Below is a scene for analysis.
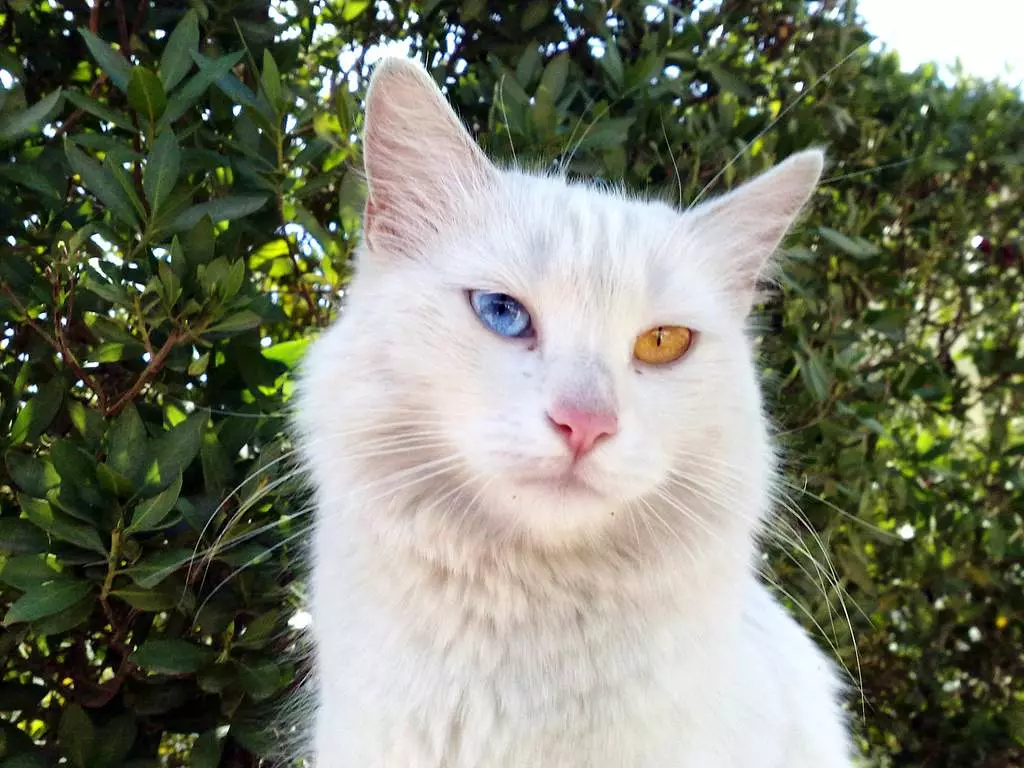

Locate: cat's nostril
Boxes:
[548,417,574,441]
[547,404,619,458]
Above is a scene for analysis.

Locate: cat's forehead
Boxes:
[454,172,724,328]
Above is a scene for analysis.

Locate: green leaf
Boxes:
[515,45,543,86]
[0,555,61,590]
[92,714,136,768]
[188,352,211,376]
[0,89,63,144]
[169,234,188,278]
[144,411,205,492]
[64,90,136,132]
[224,258,245,300]
[191,51,258,109]
[65,142,139,226]
[261,49,282,108]
[572,116,636,152]
[20,495,106,554]
[237,658,283,700]
[159,51,245,127]
[67,399,104,448]
[82,271,132,305]
[703,61,755,100]
[520,0,547,29]
[95,463,136,497]
[9,378,64,445]
[85,341,145,365]
[78,28,132,92]
[0,751,51,768]
[3,579,91,624]
[131,638,216,674]
[58,704,95,768]
[184,214,216,265]
[102,155,147,220]
[538,53,569,101]
[262,337,311,368]
[340,0,370,20]
[143,128,181,212]
[200,430,232,497]
[0,721,36,759]
[159,10,200,91]
[206,310,261,334]
[0,519,49,555]
[600,42,625,89]
[105,404,150,483]
[337,166,366,219]
[196,662,234,693]
[124,548,193,589]
[189,730,224,768]
[230,719,278,757]
[47,484,100,525]
[0,164,63,201]
[127,473,182,532]
[31,596,93,636]
[818,227,880,258]
[235,609,281,648]
[796,349,832,402]
[108,585,179,611]
[168,195,269,232]
[291,200,337,256]
[5,452,60,497]
[127,67,167,125]
[49,439,98,488]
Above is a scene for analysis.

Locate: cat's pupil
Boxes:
[656,328,664,346]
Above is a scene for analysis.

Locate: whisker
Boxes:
[687,41,870,210]
[660,114,683,208]
[637,497,699,573]
[195,526,311,618]
[186,444,306,587]
[663,457,865,712]
[496,74,518,166]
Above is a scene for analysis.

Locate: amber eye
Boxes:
[633,326,694,366]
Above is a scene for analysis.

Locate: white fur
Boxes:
[296,58,851,767]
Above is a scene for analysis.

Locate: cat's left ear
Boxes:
[687,149,824,312]
[362,58,498,258]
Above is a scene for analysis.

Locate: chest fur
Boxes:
[310,558,773,768]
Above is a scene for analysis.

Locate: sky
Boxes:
[857,0,1024,85]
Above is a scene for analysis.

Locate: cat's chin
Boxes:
[484,471,625,545]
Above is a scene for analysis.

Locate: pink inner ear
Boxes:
[360,59,498,258]
[684,150,823,312]
[363,196,402,254]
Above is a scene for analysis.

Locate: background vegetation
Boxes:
[0,0,1021,765]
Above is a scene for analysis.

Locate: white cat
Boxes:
[296,57,852,767]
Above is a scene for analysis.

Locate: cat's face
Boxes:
[301,59,823,550]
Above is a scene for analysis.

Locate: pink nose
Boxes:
[547,404,618,458]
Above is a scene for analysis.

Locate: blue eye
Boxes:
[469,291,533,338]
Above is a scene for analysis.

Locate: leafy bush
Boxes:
[1,1,1021,766]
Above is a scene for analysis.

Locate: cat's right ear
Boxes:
[685,149,824,314]
[362,58,497,258]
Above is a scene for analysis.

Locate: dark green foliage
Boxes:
[0,1,1021,766]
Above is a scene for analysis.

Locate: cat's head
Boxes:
[301,58,822,552]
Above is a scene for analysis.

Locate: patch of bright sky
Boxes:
[858,0,1023,86]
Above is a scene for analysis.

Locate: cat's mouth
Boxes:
[517,468,601,496]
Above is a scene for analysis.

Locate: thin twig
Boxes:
[2,280,108,410]
[106,331,183,416]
